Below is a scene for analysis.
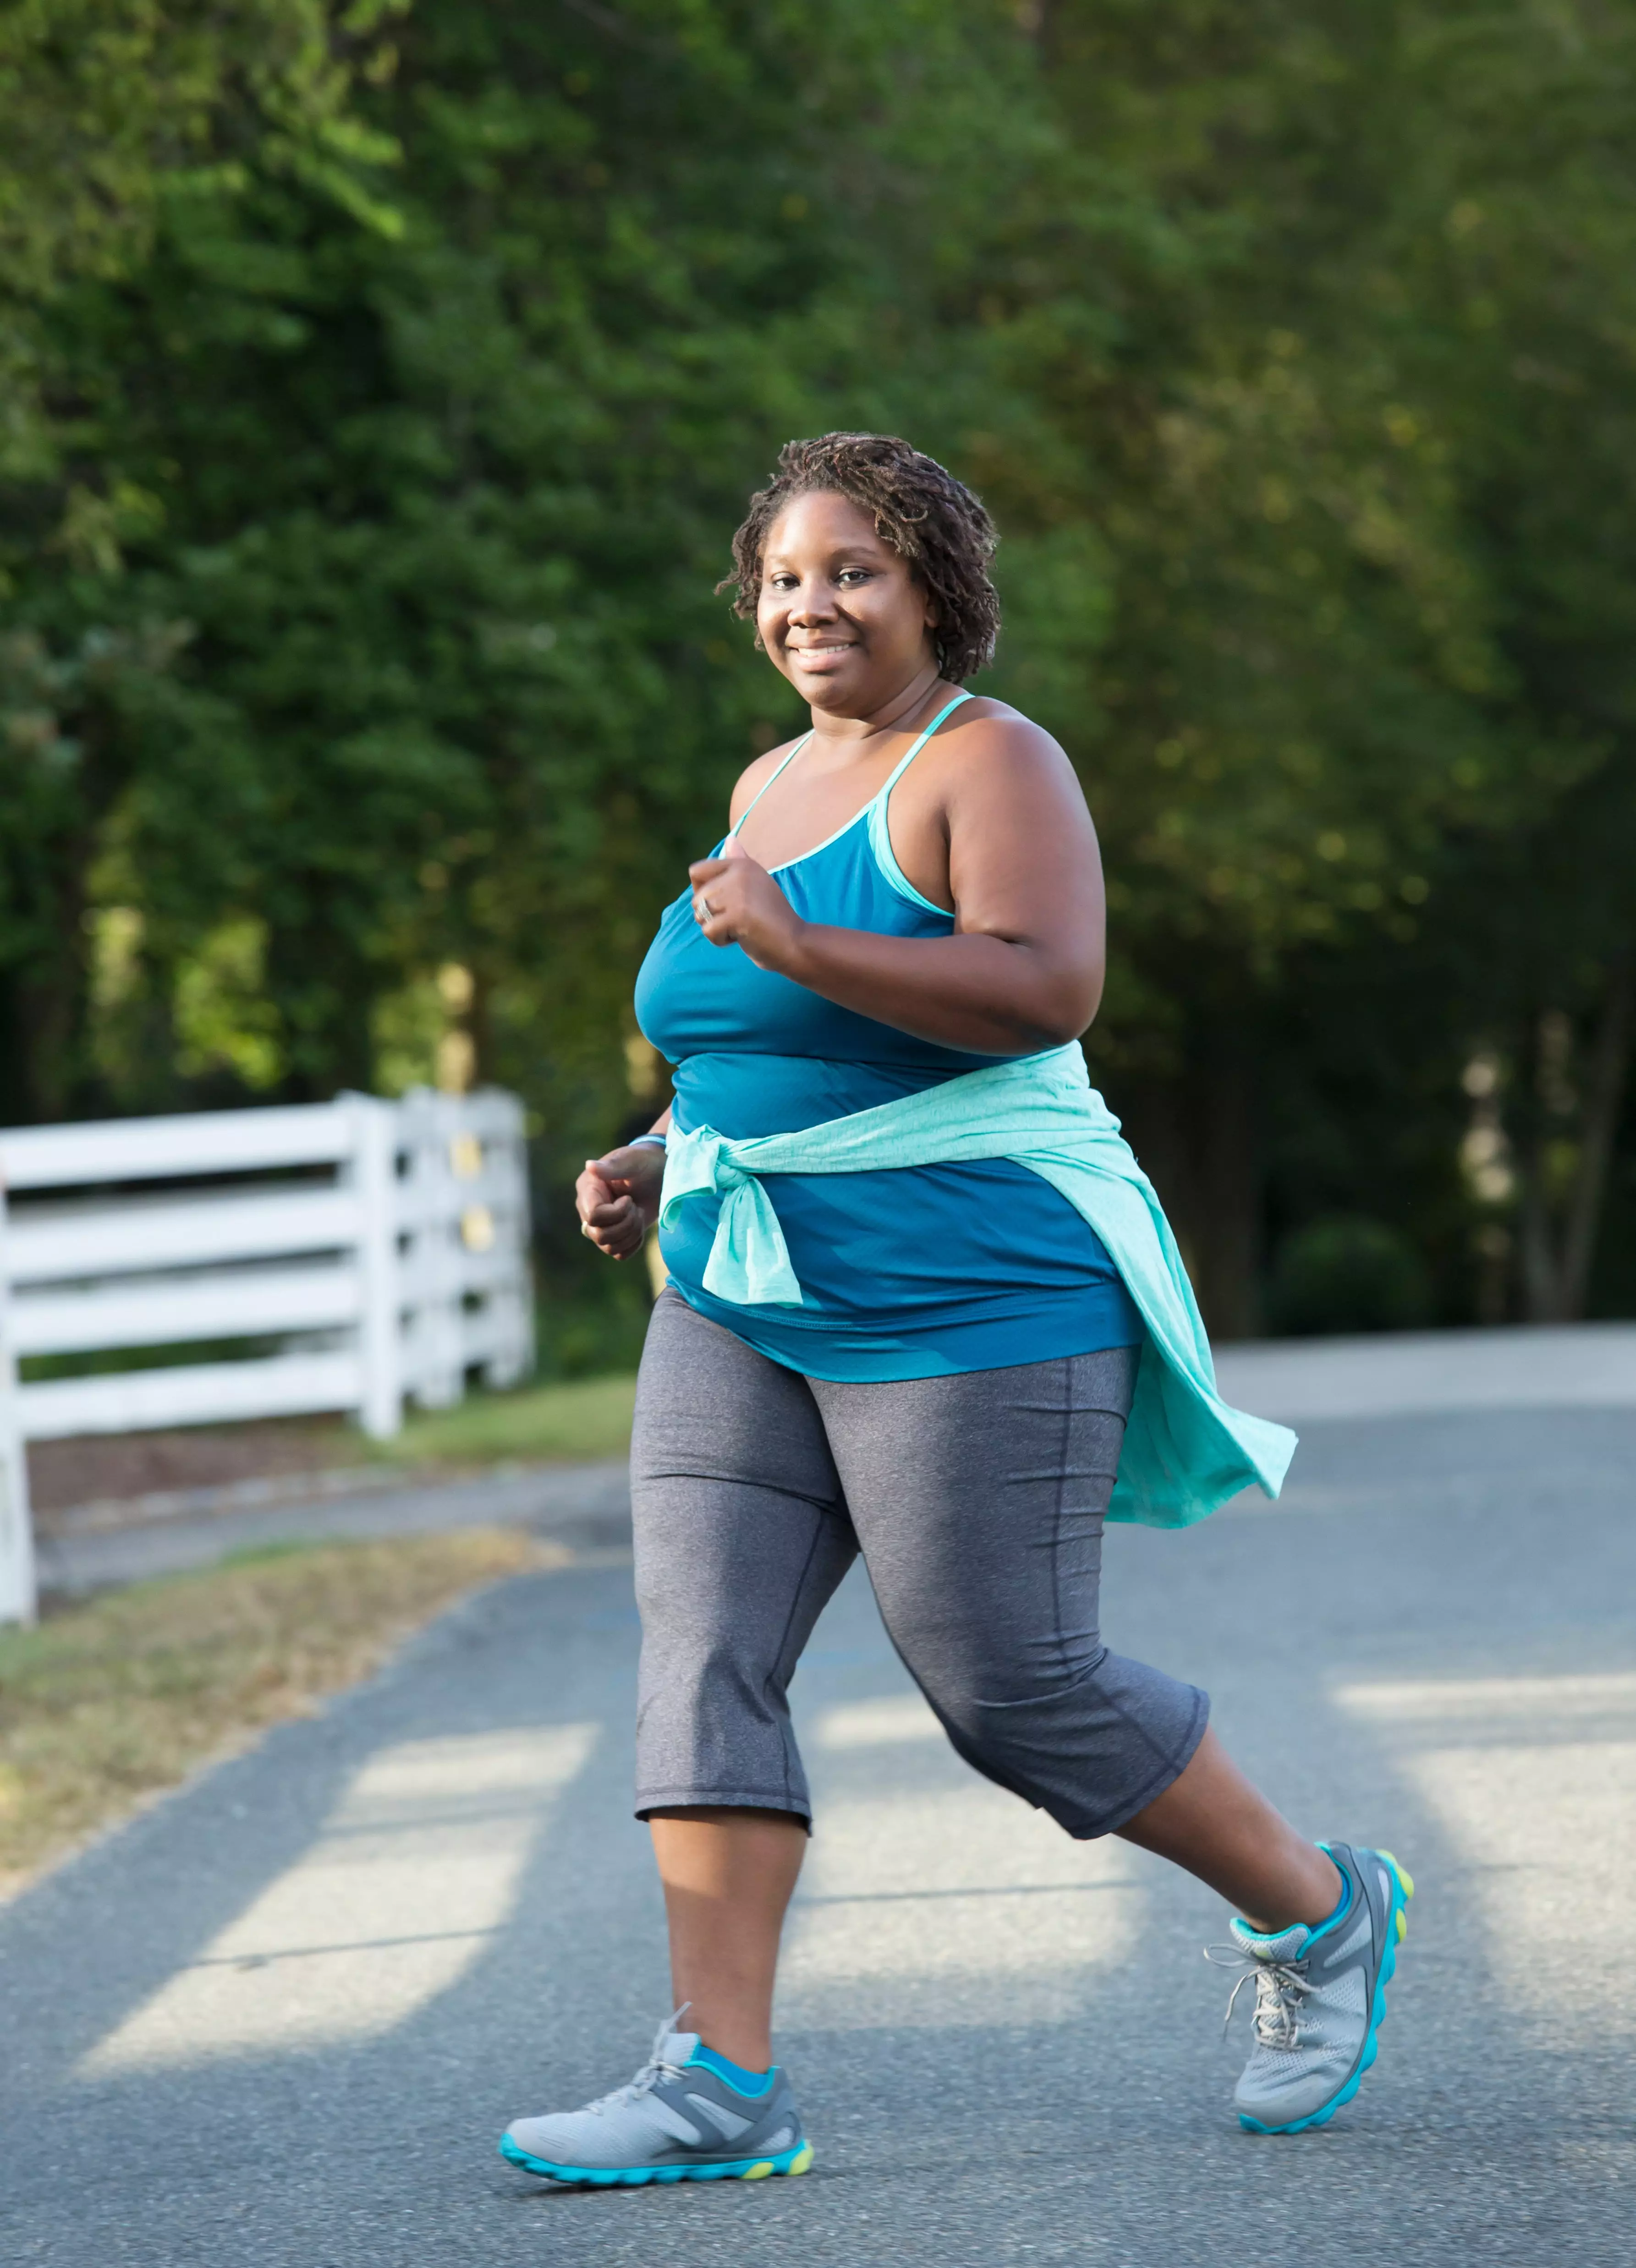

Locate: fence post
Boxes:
[0,1174,38,1625]
[342,1093,403,1440]
[484,1091,535,1389]
[399,1088,465,1408]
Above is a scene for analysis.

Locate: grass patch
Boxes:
[0,1528,546,1900]
[379,1372,637,1469]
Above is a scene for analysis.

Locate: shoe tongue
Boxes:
[659,2030,700,2064]
[1231,1916,1311,1961]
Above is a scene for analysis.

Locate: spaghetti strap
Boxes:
[874,689,972,803]
[727,731,814,840]
[866,689,972,915]
[731,689,970,855]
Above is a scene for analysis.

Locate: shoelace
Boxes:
[1203,1944,1314,2050]
[582,2005,693,2119]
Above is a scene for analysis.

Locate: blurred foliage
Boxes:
[1268,1215,1433,1338]
[2,0,1634,1334]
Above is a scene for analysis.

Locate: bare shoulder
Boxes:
[727,734,805,828]
[924,696,1087,812]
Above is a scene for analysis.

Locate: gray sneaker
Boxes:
[499,2014,813,2187]
[1215,1841,1413,2135]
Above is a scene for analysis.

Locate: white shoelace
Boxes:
[1204,1945,1314,2050]
[582,2005,693,2118]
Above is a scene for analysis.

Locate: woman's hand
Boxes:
[576,1143,666,1260]
[689,838,805,971]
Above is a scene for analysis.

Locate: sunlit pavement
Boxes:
[3,1400,1634,2267]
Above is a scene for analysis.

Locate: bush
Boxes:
[1268,1215,1433,1337]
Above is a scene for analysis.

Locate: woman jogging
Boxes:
[499,433,1411,2187]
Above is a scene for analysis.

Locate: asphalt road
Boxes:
[4,1403,1634,2268]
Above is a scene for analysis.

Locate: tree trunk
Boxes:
[1564,950,1634,1316]
[0,868,93,1126]
[1109,1015,1263,1341]
[1516,953,1634,1322]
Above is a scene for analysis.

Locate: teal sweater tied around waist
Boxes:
[659,1041,1297,1531]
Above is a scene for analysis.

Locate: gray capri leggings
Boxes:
[631,1289,1208,1839]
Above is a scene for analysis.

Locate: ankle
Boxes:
[1305,1851,1348,1928]
[691,2040,775,2093]
[678,2011,771,2072]
[1240,1849,1346,1936]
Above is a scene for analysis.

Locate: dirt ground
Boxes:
[26,1420,367,1519]
[0,1526,550,1898]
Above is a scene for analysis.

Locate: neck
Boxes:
[807,662,946,746]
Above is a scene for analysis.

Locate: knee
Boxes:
[916,1649,1210,1843]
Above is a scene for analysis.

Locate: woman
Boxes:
[499,433,1411,2187]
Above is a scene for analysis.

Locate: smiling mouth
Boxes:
[790,644,854,661]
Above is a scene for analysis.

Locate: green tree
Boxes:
[0,0,406,1120]
[4,0,1633,1340]
[965,1,1636,1326]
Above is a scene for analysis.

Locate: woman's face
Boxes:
[755,489,938,714]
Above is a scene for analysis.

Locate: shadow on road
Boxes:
[3,1408,1633,2267]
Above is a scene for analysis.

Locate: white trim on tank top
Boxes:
[726,689,971,896]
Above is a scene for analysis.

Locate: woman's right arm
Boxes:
[578,741,789,1261]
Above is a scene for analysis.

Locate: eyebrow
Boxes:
[763,543,895,570]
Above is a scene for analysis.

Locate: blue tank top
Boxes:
[633,691,1142,1380]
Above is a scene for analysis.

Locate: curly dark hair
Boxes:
[719,432,1000,682]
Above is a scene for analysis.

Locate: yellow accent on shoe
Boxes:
[743,2142,812,2181]
[1396,1909,1408,1942]
[1380,1851,1415,1901]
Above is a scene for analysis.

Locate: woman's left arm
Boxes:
[687,716,1105,1056]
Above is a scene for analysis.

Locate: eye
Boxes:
[836,569,873,586]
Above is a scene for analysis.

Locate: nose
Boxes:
[786,576,838,625]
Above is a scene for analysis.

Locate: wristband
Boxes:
[628,1133,668,1151]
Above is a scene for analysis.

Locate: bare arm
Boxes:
[691,717,1105,1055]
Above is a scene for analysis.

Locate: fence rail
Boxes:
[0,1088,534,1624]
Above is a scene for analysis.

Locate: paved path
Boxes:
[33,1459,633,1594]
[1212,1319,1636,1422]
[5,1401,1635,2266]
[33,1321,1636,1595]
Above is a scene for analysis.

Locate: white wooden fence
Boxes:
[0,1088,533,1623]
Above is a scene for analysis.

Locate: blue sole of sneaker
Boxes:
[1239,1850,1414,2137]
[498,2134,814,2186]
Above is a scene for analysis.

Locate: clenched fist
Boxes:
[575,1142,666,1261]
[689,835,806,970]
